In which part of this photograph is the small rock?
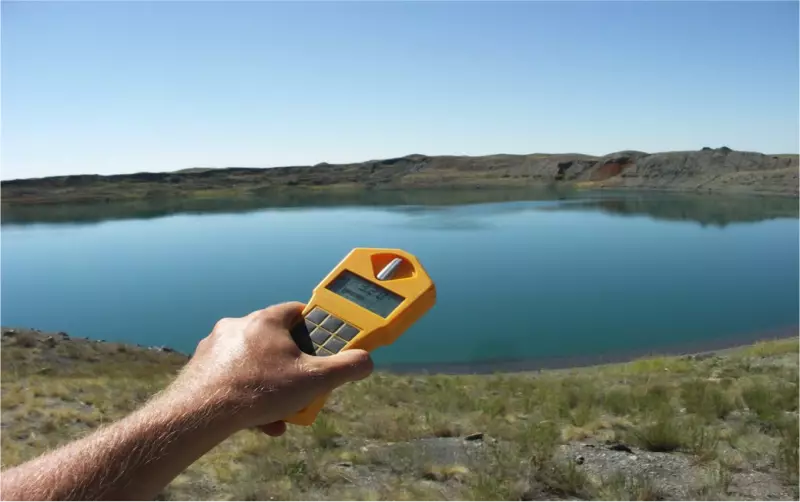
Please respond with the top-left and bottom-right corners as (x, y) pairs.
(2, 328), (16, 337)
(575, 455), (585, 465)
(337, 461), (353, 468)
(43, 336), (57, 348)
(727, 410), (748, 422)
(609, 443), (634, 454)
(464, 432), (484, 442)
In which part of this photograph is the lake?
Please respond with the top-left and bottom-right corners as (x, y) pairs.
(2, 190), (798, 371)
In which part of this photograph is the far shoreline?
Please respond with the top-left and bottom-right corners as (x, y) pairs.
(3, 148), (798, 206)
(382, 325), (800, 374)
(2, 188), (798, 228)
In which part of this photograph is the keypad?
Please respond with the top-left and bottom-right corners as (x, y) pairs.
(307, 308), (328, 325)
(289, 307), (361, 357)
(336, 324), (359, 341)
(310, 328), (331, 345)
(321, 316), (344, 333)
(323, 336), (346, 353)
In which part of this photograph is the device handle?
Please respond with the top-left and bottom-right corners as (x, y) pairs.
(285, 393), (328, 425)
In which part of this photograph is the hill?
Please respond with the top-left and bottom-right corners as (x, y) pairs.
(2, 148), (797, 205)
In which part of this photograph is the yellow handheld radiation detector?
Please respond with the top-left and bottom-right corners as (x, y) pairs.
(287, 248), (436, 425)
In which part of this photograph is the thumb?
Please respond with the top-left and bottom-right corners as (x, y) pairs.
(310, 349), (374, 389)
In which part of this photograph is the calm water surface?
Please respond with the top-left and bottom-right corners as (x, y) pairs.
(2, 191), (798, 370)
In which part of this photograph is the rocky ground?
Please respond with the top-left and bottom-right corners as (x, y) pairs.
(2, 147), (797, 205)
(2, 327), (798, 500)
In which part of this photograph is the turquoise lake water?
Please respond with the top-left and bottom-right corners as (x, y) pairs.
(2, 191), (798, 370)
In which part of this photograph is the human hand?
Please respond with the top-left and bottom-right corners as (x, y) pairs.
(171, 302), (373, 436)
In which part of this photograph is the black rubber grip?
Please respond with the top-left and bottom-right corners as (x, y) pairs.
(290, 319), (315, 355)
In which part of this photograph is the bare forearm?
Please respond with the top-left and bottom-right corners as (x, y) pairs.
(1, 304), (373, 500)
(1, 387), (237, 500)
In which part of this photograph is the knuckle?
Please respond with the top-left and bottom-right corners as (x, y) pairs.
(213, 317), (234, 332)
(190, 335), (212, 360)
(266, 302), (304, 322)
(249, 311), (279, 331)
(297, 357), (327, 381)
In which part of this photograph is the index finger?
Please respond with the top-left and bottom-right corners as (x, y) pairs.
(249, 301), (306, 329)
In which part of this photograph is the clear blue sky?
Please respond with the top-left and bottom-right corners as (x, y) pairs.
(2, 1), (798, 180)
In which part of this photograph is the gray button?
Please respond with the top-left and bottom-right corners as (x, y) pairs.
(304, 319), (317, 331)
(321, 316), (344, 333)
(337, 324), (359, 341)
(310, 328), (331, 345)
(307, 308), (328, 324)
(324, 336), (347, 354)
(315, 346), (334, 357)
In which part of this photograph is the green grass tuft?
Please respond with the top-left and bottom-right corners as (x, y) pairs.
(534, 460), (594, 499)
(628, 412), (685, 453)
(310, 414), (341, 449)
(681, 378), (736, 420)
(777, 417), (799, 485)
(596, 472), (664, 501)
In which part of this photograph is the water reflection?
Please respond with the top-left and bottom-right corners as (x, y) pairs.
(547, 192), (799, 227)
(2, 187), (796, 227)
(1, 188), (568, 226)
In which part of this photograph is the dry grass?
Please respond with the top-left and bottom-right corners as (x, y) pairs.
(776, 415), (800, 485)
(2, 331), (798, 500)
(595, 472), (665, 501)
